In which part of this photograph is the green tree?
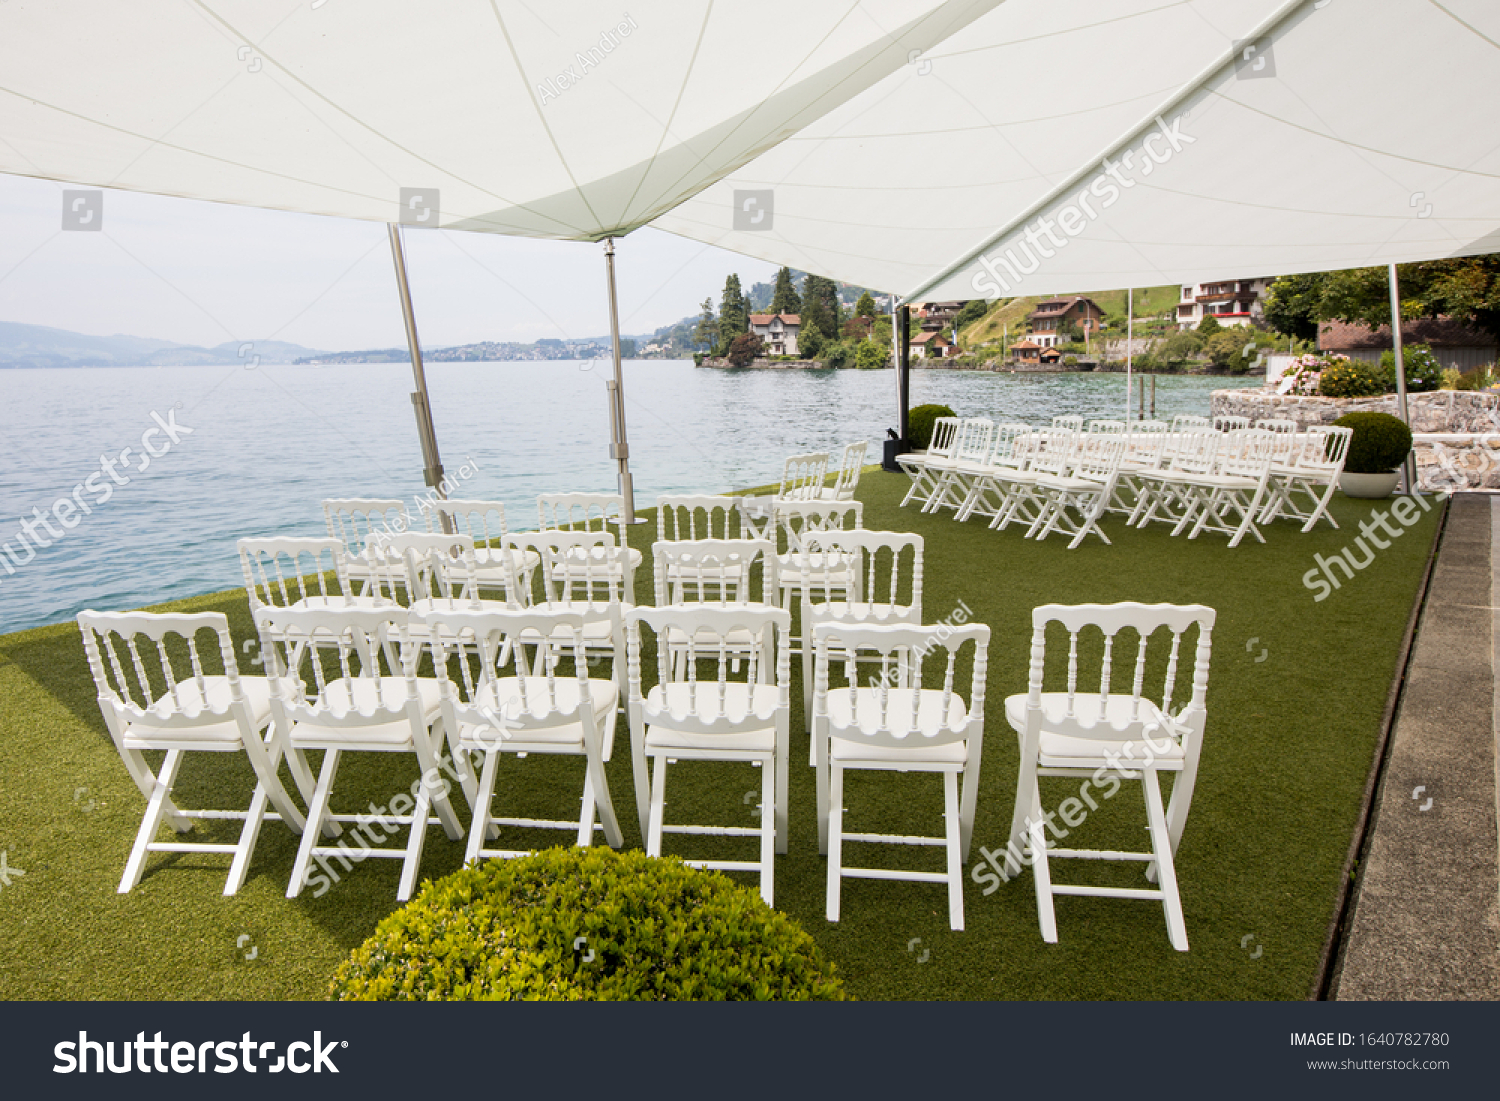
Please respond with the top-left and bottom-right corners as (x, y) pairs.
(1196, 314), (1222, 336)
(801, 274), (841, 339)
(1204, 328), (1268, 370)
(770, 267), (802, 316)
(1263, 272), (1329, 342)
(1158, 329), (1203, 368)
(692, 298), (716, 351)
(854, 291), (878, 319)
(956, 300), (987, 328)
(717, 274), (748, 353)
(798, 322), (825, 359)
(822, 341), (852, 368)
(854, 339), (887, 369)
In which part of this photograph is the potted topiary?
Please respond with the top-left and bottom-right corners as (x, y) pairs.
(906, 403), (956, 450)
(1333, 410), (1413, 498)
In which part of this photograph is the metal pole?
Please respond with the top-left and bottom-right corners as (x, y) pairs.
(899, 304), (912, 445)
(603, 238), (640, 522)
(1388, 262), (1418, 493)
(387, 223), (453, 533)
(1126, 287), (1134, 421)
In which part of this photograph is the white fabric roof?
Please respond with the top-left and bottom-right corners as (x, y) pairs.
(653, 0), (1500, 300)
(0, 0), (998, 240)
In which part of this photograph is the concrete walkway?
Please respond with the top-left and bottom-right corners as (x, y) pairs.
(1333, 493), (1500, 999)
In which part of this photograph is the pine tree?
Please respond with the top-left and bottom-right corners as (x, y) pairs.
(692, 298), (716, 351)
(801, 274), (841, 340)
(717, 274), (748, 353)
(854, 291), (877, 319)
(771, 267), (802, 315)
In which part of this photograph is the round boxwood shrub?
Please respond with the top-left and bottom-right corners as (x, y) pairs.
(907, 403), (956, 450)
(1333, 410), (1413, 473)
(1318, 357), (1386, 398)
(328, 847), (848, 1001)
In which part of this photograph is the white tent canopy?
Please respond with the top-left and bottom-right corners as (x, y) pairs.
(653, 0), (1500, 300)
(0, 0), (999, 241)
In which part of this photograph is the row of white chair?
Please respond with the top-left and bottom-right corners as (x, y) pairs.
(903, 414), (1353, 549)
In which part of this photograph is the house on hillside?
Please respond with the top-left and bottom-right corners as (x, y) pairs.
(1175, 278), (1272, 330)
(1318, 317), (1498, 371)
(912, 330), (957, 358)
(748, 313), (801, 356)
(1028, 296), (1104, 348)
(1011, 338), (1042, 363)
(916, 301), (965, 330)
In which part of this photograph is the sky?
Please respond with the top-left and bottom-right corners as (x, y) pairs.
(0, 172), (780, 352)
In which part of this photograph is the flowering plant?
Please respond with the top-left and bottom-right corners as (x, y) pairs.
(1277, 353), (1348, 396)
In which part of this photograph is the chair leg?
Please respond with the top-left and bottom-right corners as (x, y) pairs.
(287, 748), (340, 899)
(465, 749), (501, 863)
(119, 747), (191, 832)
(585, 744), (624, 849)
(397, 782), (433, 902)
(119, 749), (187, 893)
(646, 754), (668, 858)
(943, 770), (964, 932)
(825, 762), (845, 922)
(223, 783), (272, 896)
(1142, 768), (1189, 951)
(759, 753), (776, 907)
(1029, 788), (1058, 943)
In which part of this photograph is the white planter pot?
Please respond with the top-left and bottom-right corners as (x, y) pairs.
(1340, 471), (1400, 498)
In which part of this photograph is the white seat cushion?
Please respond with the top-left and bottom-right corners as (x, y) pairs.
(288, 677), (442, 745)
(123, 676), (273, 747)
(642, 683), (780, 752)
(457, 676), (618, 754)
(825, 688), (967, 763)
(1004, 692), (1184, 762)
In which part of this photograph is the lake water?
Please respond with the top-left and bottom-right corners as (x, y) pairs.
(0, 360), (1256, 633)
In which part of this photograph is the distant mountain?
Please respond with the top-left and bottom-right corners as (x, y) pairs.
(0, 321), (328, 367)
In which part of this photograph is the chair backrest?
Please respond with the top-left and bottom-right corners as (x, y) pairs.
(1124, 424), (1170, 467)
(1169, 414), (1211, 432)
(421, 498), (509, 549)
(829, 441), (869, 499)
(1215, 428), (1276, 480)
(1161, 428), (1220, 474)
(238, 536), (349, 612)
(323, 498), (411, 557)
(1299, 424), (1353, 473)
(1028, 427), (1082, 478)
(380, 531), (489, 606)
(508, 530), (631, 608)
(253, 605), (420, 728)
(625, 605), (791, 732)
(78, 610), (250, 734)
(953, 418), (995, 465)
(1051, 415), (1084, 434)
(1255, 418), (1298, 434)
(812, 621), (989, 749)
(799, 529), (923, 625)
(925, 417), (961, 457)
(1088, 419), (1127, 434)
(777, 452), (830, 500)
(1073, 430), (1129, 481)
(656, 494), (746, 543)
(774, 499), (863, 557)
(422, 606), (598, 740)
(1213, 415), (1250, 432)
(990, 424), (1035, 470)
(652, 538), (775, 606)
(1024, 602), (1214, 743)
(537, 492), (624, 534)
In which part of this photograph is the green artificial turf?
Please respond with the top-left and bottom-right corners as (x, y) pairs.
(0, 472), (1441, 1000)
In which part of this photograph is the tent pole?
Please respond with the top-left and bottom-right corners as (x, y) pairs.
(898, 303), (911, 444)
(1125, 288), (1134, 422)
(603, 237), (640, 522)
(387, 223), (453, 533)
(1388, 263), (1418, 494)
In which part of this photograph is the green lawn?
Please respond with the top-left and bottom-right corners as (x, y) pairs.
(0, 473), (1439, 1000)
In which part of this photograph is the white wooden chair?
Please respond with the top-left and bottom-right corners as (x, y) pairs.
(897, 416), (960, 508)
(625, 605), (792, 904)
(955, 423), (1034, 523)
(656, 494), (747, 543)
(238, 536), (352, 615)
(1028, 430), (1129, 548)
(1128, 429), (1221, 529)
(255, 604), (464, 901)
(820, 441), (869, 501)
(772, 500), (863, 651)
(537, 491), (644, 582)
(812, 621), (989, 932)
(1003, 602), (1214, 951)
(923, 418), (994, 514)
(323, 498), (410, 595)
(1088, 419), (1127, 434)
(1170, 414), (1211, 432)
(1259, 424), (1353, 531)
(506, 530), (633, 693)
(422, 606), (623, 861)
(797, 529), (923, 734)
(78, 610), (314, 895)
(1213, 415), (1250, 432)
(419, 498), (538, 603)
(776, 451), (830, 502)
(651, 537), (778, 679)
(1172, 428), (1277, 546)
(988, 428), (1081, 533)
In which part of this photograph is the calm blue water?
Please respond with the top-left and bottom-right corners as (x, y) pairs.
(0, 361), (1255, 633)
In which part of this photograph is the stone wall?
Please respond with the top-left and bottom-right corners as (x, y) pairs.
(1210, 388), (1500, 490)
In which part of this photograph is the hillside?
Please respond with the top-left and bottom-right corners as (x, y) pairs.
(0, 321), (327, 367)
(958, 285), (1180, 347)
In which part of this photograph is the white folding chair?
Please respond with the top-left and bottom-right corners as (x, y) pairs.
(776, 451), (830, 503)
(798, 529), (924, 734)
(420, 498), (538, 603)
(1028, 430), (1129, 548)
(923, 418), (994, 514)
(820, 441), (869, 501)
(78, 610), (313, 895)
(323, 498), (410, 595)
(988, 428), (1080, 533)
(813, 621), (989, 932)
(1213, 415), (1250, 432)
(1171, 429), (1276, 546)
(1170, 415), (1211, 432)
(238, 537), (352, 615)
(1259, 425), (1353, 531)
(506, 530), (633, 692)
(625, 605), (792, 905)
(956, 423), (1034, 523)
(256, 604), (464, 901)
(651, 537), (778, 679)
(423, 606), (623, 861)
(537, 491), (644, 582)
(897, 416), (960, 508)
(1129, 429), (1221, 529)
(1052, 415), (1084, 434)
(1003, 602), (1214, 951)
(771, 500), (863, 651)
(656, 494), (748, 543)
(1088, 419), (1127, 434)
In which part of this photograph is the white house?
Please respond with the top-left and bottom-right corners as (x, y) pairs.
(748, 313), (800, 356)
(1175, 278), (1274, 330)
